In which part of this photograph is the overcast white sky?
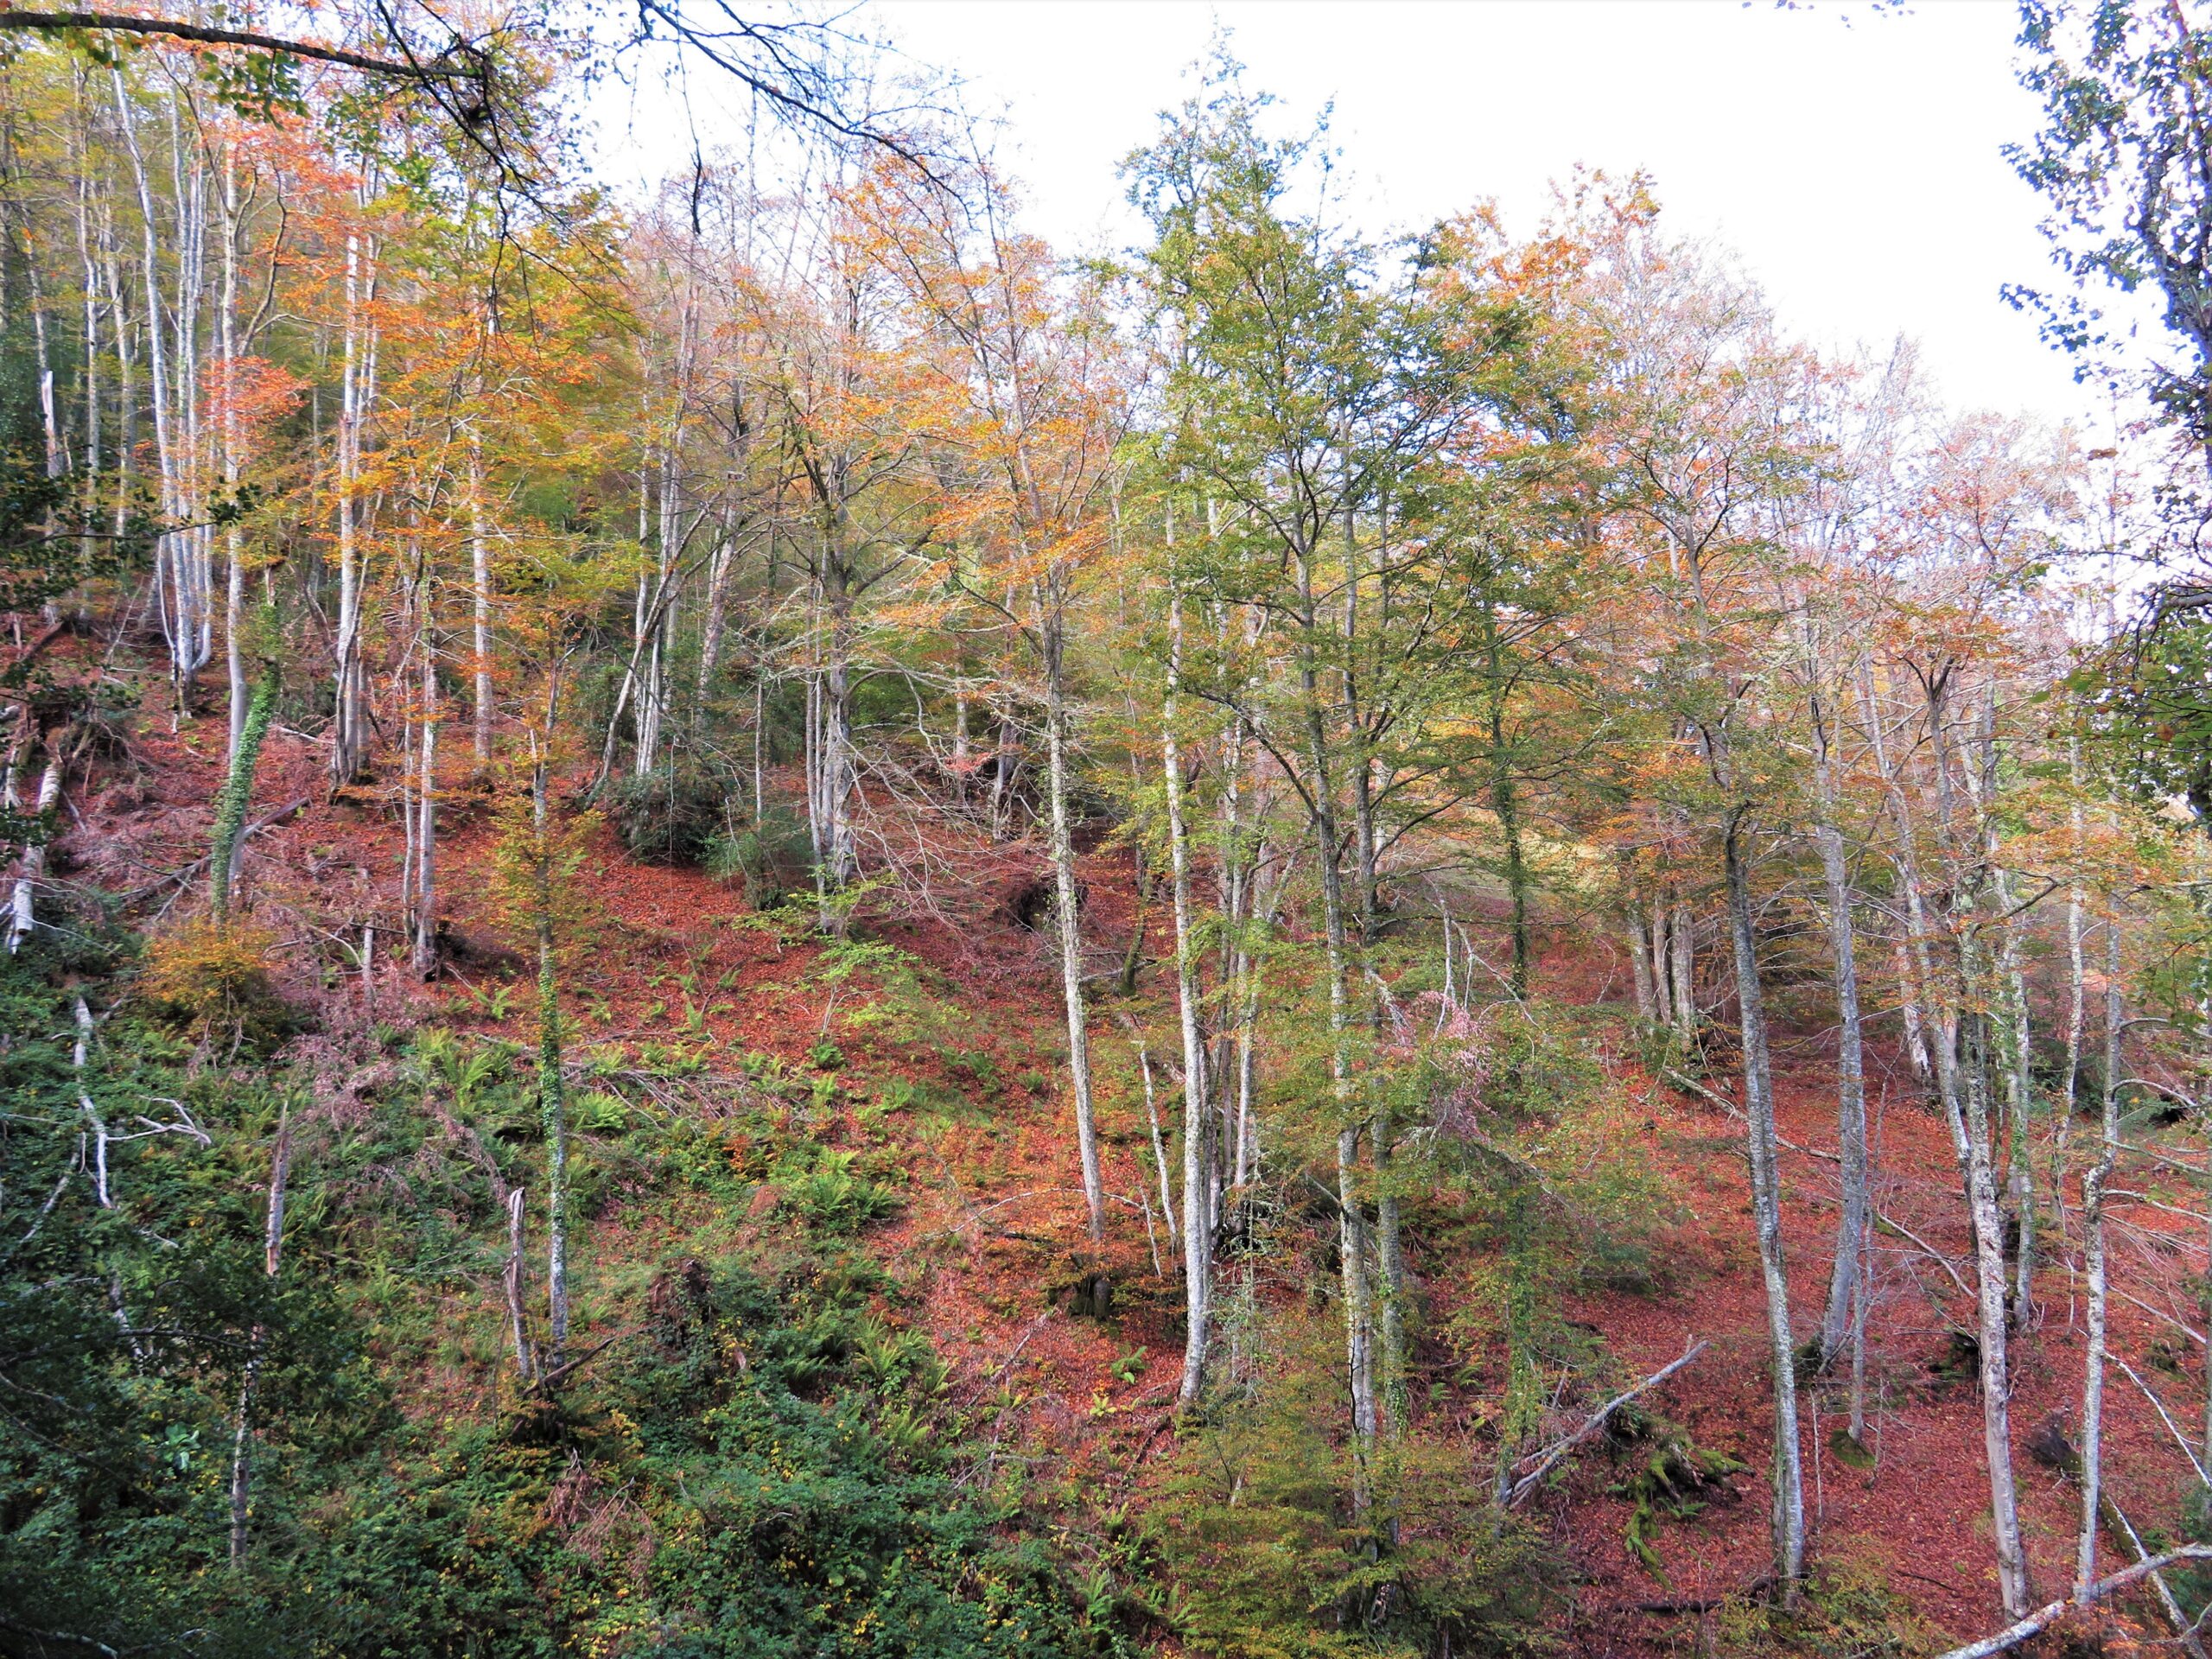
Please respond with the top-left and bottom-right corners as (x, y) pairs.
(588, 2), (2124, 434)
(850, 0), (2102, 435)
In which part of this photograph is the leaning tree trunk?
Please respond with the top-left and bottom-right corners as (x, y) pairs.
(7, 756), (61, 954)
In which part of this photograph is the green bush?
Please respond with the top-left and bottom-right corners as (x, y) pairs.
(1148, 1325), (1560, 1659)
(706, 804), (812, 908)
(606, 764), (733, 866)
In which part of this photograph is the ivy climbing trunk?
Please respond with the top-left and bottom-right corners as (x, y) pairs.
(209, 668), (276, 926)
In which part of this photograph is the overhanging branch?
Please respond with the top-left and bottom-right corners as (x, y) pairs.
(0, 8), (479, 82)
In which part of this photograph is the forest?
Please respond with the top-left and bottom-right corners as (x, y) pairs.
(3, 2), (2212, 1655)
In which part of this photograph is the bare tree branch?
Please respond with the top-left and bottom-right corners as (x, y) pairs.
(0, 9), (477, 81)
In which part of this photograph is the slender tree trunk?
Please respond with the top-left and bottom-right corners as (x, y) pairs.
(228, 1104), (288, 1568)
(505, 1187), (535, 1384)
(470, 430), (493, 774)
(329, 229), (369, 790)
(1725, 814), (1807, 1591)
(1375, 1101), (1408, 1445)
(1812, 708), (1869, 1364)
(1294, 546), (1376, 1515)
(1960, 995), (2034, 1616)
(1164, 582), (1210, 1400)
(2077, 913), (2125, 1592)
(219, 143), (246, 760)
(1999, 876), (2037, 1325)
(1040, 602), (1107, 1298)
(1929, 677), (2033, 1618)
(1897, 942), (1933, 1080)
(1487, 624), (1531, 996)
(411, 615), (437, 976)
(7, 758), (60, 953)
(1134, 1036), (1178, 1250)
(2063, 734), (2088, 1141)
(531, 748), (569, 1367)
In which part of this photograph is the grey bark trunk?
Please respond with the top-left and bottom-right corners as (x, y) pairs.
(531, 752), (569, 1366)
(1042, 622), (1107, 1287)
(1165, 585), (1211, 1401)
(505, 1187), (535, 1384)
(2077, 916), (2124, 1592)
(1725, 817), (1807, 1588)
(1811, 710), (1869, 1364)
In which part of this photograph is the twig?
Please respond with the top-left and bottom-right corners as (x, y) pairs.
(2113, 1285), (2208, 1348)
(524, 1327), (631, 1395)
(1661, 1068), (1840, 1164)
(125, 797), (307, 902)
(2109, 1351), (2212, 1488)
(1873, 1210), (1976, 1305)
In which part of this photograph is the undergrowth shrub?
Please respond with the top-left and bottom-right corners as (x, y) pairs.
(1706, 1563), (1933, 1657)
(705, 802), (810, 906)
(316, 1258), (1096, 1658)
(139, 918), (300, 1052)
(780, 1144), (902, 1234)
(1605, 1406), (1746, 1582)
(1148, 1321), (1559, 1659)
(606, 762), (731, 866)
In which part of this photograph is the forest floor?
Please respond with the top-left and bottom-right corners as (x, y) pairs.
(50, 689), (2211, 1659)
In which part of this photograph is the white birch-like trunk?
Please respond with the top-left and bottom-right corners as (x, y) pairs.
(228, 1103), (290, 1567)
(470, 429), (493, 772)
(219, 143), (246, 759)
(1811, 704), (1870, 1363)
(411, 612), (437, 976)
(1725, 817), (1807, 1587)
(2077, 915), (2125, 1592)
(1164, 582), (1211, 1401)
(505, 1187), (535, 1384)
(1135, 1039), (1179, 1251)
(8, 760), (61, 953)
(1042, 623), (1107, 1281)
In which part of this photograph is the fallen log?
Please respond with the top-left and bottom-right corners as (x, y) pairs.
(1505, 1337), (1708, 1507)
(1933, 1546), (2212, 1659)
